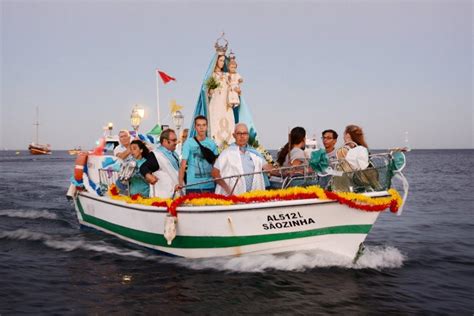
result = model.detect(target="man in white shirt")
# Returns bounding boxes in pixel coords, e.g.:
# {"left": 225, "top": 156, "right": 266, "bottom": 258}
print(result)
{"left": 212, "top": 123, "right": 272, "bottom": 196}
{"left": 114, "top": 130, "right": 132, "bottom": 161}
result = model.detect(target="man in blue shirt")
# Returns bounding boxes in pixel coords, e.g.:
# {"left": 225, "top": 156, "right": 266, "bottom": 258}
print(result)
{"left": 178, "top": 115, "right": 218, "bottom": 194}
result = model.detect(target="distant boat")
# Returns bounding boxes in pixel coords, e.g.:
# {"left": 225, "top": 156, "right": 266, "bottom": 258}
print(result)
{"left": 28, "top": 144, "right": 51, "bottom": 155}
{"left": 304, "top": 135, "right": 320, "bottom": 158}
{"left": 68, "top": 147, "right": 82, "bottom": 155}
{"left": 29, "top": 107, "right": 51, "bottom": 155}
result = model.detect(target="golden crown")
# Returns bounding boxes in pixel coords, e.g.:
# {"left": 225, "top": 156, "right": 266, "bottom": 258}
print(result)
{"left": 214, "top": 32, "right": 228, "bottom": 55}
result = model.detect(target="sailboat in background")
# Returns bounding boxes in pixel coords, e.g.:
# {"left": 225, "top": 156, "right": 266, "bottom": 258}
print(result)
{"left": 28, "top": 107, "right": 51, "bottom": 155}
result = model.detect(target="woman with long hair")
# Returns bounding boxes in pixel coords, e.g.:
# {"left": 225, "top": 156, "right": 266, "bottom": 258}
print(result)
{"left": 276, "top": 127, "right": 307, "bottom": 170}
{"left": 336, "top": 124, "right": 368, "bottom": 161}
{"left": 128, "top": 139, "right": 151, "bottom": 197}
{"left": 332, "top": 124, "right": 378, "bottom": 191}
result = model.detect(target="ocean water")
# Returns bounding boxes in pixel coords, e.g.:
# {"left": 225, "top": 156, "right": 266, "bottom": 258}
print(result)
{"left": 0, "top": 150, "right": 472, "bottom": 314}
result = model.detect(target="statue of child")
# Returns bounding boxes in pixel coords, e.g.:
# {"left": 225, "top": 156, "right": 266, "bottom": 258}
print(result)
{"left": 227, "top": 59, "right": 243, "bottom": 108}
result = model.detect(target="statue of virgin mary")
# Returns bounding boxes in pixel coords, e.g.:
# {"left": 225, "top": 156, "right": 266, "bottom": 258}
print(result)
{"left": 189, "top": 35, "right": 258, "bottom": 150}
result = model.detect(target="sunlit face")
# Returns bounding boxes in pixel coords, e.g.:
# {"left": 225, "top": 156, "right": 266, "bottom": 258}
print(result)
{"left": 181, "top": 130, "right": 189, "bottom": 141}
{"left": 195, "top": 118, "right": 208, "bottom": 137}
{"left": 344, "top": 132, "right": 352, "bottom": 143}
{"left": 322, "top": 132, "right": 337, "bottom": 151}
{"left": 216, "top": 55, "right": 225, "bottom": 71}
{"left": 130, "top": 143, "right": 143, "bottom": 159}
{"left": 163, "top": 132, "right": 178, "bottom": 152}
{"left": 119, "top": 131, "right": 131, "bottom": 146}
{"left": 233, "top": 125, "right": 249, "bottom": 147}
{"left": 228, "top": 63, "right": 237, "bottom": 74}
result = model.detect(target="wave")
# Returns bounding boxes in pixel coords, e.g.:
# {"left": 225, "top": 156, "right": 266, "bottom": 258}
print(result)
{"left": 172, "top": 246, "right": 405, "bottom": 272}
{"left": 0, "top": 228, "right": 404, "bottom": 272}
{"left": 0, "top": 209, "right": 58, "bottom": 220}
{"left": 0, "top": 228, "right": 154, "bottom": 259}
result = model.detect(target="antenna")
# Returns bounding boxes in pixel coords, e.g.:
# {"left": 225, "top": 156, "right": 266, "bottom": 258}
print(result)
{"left": 404, "top": 131, "right": 411, "bottom": 151}
{"left": 33, "top": 106, "right": 40, "bottom": 144}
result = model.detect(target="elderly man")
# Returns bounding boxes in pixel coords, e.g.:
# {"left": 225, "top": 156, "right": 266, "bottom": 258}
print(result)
{"left": 212, "top": 123, "right": 272, "bottom": 196}
{"left": 114, "top": 130, "right": 132, "bottom": 161}
{"left": 139, "top": 129, "right": 180, "bottom": 198}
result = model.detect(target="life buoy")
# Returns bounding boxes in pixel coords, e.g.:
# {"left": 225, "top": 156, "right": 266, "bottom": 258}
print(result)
{"left": 74, "top": 152, "right": 88, "bottom": 182}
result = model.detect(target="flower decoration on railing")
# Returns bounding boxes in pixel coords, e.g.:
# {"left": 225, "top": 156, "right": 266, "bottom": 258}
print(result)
{"left": 108, "top": 185, "right": 403, "bottom": 217}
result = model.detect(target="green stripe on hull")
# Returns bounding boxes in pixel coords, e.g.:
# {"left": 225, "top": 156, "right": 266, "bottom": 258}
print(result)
{"left": 77, "top": 199, "right": 372, "bottom": 249}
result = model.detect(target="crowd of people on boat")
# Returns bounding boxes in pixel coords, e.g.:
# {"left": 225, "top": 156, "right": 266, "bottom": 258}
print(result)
{"left": 107, "top": 37, "right": 379, "bottom": 198}
{"left": 111, "top": 115, "right": 373, "bottom": 199}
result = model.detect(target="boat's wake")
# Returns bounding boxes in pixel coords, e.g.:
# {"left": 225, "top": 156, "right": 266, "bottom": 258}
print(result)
{"left": 0, "top": 229, "right": 155, "bottom": 259}
{"left": 0, "top": 228, "right": 404, "bottom": 271}
{"left": 174, "top": 246, "right": 405, "bottom": 272}
{"left": 0, "top": 209, "right": 58, "bottom": 220}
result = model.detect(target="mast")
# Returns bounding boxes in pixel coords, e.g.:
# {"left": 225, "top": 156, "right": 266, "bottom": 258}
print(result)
{"left": 156, "top": 69, "right": 161, "bottom": 125}
{"left": 34, "top": 106, "right": 40, "bottom": 144}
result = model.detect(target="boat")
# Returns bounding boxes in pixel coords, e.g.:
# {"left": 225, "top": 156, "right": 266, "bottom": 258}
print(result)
{"left": 68, "top": 37, "right": 409, "bottom": 261}
{"left": 69, "top": 149, "right": 407, "bottom": 260}
{"left": 29, "top": 143, "right": 51, "bottom": 155}
{"left": 305, "top": 135, "right": 320, "bottom": 157}
{"left": 29, "top": 107, "right": 51, "bottom": 155}
{"left": 68, "top": 147, "right": 82, "bottom": 155}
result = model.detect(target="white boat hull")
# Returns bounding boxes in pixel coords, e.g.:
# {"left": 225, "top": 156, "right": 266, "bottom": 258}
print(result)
{"left": 74, "top": 191, "right": 386, "bottom": 260}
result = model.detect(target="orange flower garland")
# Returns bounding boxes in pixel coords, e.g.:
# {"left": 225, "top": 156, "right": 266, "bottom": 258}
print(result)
{"left": 108, "top": 184, "right": 171, "bottom": 208}
{"left": 108, "top": 185, "right": 403, "bottom": 217}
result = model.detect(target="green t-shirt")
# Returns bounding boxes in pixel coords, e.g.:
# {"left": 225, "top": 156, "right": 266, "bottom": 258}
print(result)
{"left": 130, "top": 158, "right": 150, "bottom": 197}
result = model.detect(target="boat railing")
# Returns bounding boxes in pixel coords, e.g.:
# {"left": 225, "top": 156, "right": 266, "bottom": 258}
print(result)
{"left": 98, "top": 160, "right": 137, "bottom": 194}
{"left": 96, "top": 152, "right": 401, "bottom": 197}
{"left": 326, "top": 153, "right": 393, "bottom": 193}
{"left": 98, "top": 168, "right": 121, "bottom": 192}
{"left": 179, "top": 152, "right": 398, "bottom": 195}
{"left": 173, "top": 165, "right": 311, "bottom": 197}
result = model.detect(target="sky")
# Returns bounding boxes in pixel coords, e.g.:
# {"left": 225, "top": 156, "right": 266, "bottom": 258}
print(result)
{"left": 1, "top": 0, "right": 472, "bottom": 150}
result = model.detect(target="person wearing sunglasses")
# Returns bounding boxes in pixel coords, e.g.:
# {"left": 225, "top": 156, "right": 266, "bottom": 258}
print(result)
{"left": 139, "top": 129, "right": 180, "bottom": 198}
{"left": 321, "top": 129, "right": 338, "bottom": 160}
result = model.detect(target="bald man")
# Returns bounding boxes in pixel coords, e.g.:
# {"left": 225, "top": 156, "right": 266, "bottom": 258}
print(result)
{"left": 212, "top": 123, "right": 272, "bottom": 196}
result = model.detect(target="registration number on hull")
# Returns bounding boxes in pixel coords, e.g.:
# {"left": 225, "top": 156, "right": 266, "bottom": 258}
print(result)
{"left": 263, "top": 211, "right": 315, "bottom": 230}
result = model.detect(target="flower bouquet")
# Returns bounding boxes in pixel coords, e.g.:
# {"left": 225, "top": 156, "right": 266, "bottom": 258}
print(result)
{"left": 205, "top": 76, "right": 220, "bottom": 90}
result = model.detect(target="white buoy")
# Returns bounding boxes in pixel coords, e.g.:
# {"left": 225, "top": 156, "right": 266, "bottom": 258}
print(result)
{"left": 164, "top": 214, "right": 177, "bottom": 245}
{"left": 66, "top": 184, "right": 77, "bottom": 200}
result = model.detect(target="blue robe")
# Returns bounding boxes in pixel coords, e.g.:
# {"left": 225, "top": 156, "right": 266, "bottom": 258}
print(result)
{"left": 189, "top": 54, "right": 258, "bottom": 145}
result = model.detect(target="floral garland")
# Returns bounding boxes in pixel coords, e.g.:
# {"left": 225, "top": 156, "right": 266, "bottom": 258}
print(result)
{"left": 108, "top": 185, "right": 402, "bottom": 216}
{"left": 108, "top": 185, "right": 171, "bottom": 208}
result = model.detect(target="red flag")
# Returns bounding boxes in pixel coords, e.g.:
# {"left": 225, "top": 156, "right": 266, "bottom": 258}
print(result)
{"left": 157, "top": 70, "right": 176, "bottom": 84}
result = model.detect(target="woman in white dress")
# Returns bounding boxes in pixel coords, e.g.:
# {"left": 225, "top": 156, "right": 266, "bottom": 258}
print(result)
{"left": 208, "top": 54, "right": 235, "bottom": 149}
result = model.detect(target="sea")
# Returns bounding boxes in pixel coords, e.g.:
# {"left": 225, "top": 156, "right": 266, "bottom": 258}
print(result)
{"left": 0, "top": 149, "right": 472, "bottom": 314}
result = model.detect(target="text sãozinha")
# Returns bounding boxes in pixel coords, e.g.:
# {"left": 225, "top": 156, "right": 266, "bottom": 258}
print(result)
{"left": 263, "top": 212, "right": 315, "bottom": 230}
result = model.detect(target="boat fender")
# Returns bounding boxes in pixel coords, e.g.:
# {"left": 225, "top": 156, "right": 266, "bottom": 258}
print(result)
{"left": 164, "top": 215, "right": 177, "bottom": 245}
{"left": 66, "top": 184, "right": 77, "bottom": 200}
{"left": 74, "top": 152, "right": 88, "bottom": 182}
